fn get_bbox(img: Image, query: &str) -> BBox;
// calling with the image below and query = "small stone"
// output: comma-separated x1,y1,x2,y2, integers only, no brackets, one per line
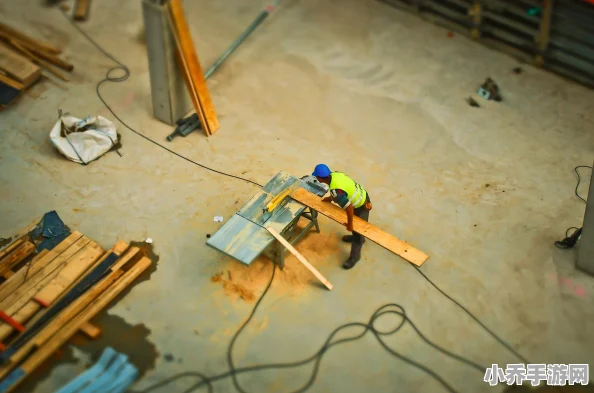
164,353,174,362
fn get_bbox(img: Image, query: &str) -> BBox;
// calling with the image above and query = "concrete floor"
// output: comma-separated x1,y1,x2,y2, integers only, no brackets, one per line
1,0,594,392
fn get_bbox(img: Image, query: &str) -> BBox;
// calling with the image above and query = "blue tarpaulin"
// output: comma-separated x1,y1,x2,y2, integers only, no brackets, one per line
31,211,71,252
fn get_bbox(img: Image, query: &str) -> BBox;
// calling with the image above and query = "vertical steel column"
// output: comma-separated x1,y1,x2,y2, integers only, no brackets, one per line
142,0,191,125
577,162,594,274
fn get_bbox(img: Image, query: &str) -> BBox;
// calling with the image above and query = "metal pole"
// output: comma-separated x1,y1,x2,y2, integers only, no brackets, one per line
577,162,594,274
205,7,273,80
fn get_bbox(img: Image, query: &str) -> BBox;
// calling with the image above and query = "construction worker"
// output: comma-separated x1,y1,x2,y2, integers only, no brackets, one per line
312,164,372,269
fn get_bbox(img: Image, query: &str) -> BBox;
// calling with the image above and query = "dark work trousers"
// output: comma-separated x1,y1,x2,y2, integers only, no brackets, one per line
350,195,371,259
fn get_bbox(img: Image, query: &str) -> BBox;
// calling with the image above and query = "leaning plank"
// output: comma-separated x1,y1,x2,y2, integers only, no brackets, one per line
291,188,429,266
266,226,333,290
0,258,151,393
0,233,81,304
0,42,40,88
0,242,35,278
0,235,88,312
33,242,107,307
168,0,220,136
0,23,61,55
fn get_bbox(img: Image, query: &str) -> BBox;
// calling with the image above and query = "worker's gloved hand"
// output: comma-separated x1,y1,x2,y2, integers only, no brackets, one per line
345,222,354,232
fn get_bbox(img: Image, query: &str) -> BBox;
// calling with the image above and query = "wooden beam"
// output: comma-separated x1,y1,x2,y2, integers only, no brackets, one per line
33,242,105,307
535,0,554,66
0,242,35,278
291,188,429,267
73,0,91,21
266,226,333,290
7,40,69,81
0,258,151,393
168,0,219,136
79,322,101,339
0,239,24,262
0,42,41,88
0,234,87,312
0,233,80,304
0,23,61,55
0,241,104,341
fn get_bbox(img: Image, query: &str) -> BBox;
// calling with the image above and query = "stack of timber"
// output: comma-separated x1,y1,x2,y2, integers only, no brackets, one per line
0,224,151,393
379,0,594,89
0,22,74,108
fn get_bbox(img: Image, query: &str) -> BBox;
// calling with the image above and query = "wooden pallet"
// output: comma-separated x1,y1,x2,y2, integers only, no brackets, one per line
0,220,151,392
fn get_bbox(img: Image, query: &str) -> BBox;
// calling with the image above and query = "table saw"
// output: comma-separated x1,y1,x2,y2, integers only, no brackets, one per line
206,171,328,269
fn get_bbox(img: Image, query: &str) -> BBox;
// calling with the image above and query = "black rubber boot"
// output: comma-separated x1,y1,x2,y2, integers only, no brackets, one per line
342,235,365,244
343,243,362,269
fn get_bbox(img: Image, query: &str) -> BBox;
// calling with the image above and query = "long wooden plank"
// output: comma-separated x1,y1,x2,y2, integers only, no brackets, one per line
0,42,40,88
0,23,61,55
33,242,105,307
291,188,429,266
0,235,88,312
0,233,81,304
266,226,333,290
168,0,220,136
0,242,35,278
0,258,151,393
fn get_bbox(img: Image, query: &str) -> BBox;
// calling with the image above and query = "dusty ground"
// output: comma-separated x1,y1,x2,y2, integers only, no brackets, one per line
0,0,593,392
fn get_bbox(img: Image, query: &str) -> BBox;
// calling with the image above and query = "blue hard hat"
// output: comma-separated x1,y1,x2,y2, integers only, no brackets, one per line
312,164,331,177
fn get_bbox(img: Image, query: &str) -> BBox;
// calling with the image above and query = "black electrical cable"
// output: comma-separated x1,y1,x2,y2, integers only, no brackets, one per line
574,165,592,203
60,10,534,393
138,263,489,393
60,11,264,189
555,165,592,249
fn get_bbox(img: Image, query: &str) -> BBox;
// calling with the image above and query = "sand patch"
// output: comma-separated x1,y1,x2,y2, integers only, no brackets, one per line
211,222,342,302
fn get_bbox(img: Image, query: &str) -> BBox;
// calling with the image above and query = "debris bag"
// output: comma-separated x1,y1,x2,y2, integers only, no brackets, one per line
50,114,119,164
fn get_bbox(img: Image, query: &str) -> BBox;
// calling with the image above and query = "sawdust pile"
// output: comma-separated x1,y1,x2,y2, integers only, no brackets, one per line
211,224,342,302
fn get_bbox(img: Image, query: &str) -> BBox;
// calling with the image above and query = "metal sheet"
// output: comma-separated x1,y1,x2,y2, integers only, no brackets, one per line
206,171,317,265
206,214,273,264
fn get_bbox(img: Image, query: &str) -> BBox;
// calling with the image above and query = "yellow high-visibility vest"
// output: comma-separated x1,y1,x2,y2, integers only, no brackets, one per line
329,172,367,209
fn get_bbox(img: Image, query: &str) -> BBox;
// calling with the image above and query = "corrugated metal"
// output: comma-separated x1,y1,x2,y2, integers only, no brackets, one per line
380,0,594,89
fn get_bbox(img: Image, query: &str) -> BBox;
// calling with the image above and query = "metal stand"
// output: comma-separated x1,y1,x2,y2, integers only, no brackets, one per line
263,208,320,269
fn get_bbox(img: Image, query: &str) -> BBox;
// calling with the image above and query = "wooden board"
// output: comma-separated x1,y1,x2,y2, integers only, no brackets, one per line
33,242,105,307
168,0,219,136
0,42,40,88
291,188,429,266
0,242,35,277
7,40,69,81
0,233,80,304
0,241,103,341
266,227,333,290
74,0,91,21
0,239,23,262
0,23,61,55
0,234,88,312
0,258,151,393
79,322,101,339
